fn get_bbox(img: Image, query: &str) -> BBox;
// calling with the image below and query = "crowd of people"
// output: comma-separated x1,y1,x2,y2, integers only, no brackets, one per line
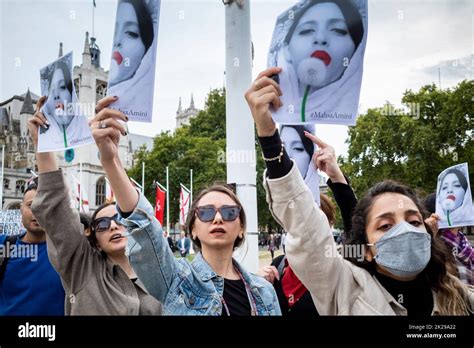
0,68,472,317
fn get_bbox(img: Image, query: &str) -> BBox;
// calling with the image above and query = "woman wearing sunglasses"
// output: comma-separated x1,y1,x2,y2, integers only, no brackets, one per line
27,96,162,315
88,96,281,316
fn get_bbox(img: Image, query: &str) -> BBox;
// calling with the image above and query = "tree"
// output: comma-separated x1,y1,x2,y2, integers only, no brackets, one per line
188,89,227,141
340,80,474,198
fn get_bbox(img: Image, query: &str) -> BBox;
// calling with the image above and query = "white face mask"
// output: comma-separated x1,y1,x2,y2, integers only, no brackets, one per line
367,221,431,279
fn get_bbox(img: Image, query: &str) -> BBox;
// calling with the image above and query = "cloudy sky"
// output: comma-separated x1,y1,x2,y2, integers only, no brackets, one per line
0,0,472,157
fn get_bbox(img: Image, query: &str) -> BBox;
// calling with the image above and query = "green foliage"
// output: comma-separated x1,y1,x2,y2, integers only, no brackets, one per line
340,80,474,199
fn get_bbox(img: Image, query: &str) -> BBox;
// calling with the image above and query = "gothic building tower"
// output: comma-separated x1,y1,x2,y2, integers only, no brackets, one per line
176,94,199,128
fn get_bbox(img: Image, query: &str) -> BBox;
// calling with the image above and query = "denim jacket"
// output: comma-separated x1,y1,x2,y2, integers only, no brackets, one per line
120,193,281,316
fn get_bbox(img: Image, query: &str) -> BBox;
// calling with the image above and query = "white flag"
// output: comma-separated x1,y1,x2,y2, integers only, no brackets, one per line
179,184,191,226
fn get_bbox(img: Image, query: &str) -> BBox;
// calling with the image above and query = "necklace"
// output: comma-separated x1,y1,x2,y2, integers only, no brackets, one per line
221,265,258,316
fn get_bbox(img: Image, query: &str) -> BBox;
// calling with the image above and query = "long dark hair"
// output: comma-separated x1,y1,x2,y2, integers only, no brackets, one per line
122,0,154,53
437,168,468,195
285,0,364,51
345,180,471,315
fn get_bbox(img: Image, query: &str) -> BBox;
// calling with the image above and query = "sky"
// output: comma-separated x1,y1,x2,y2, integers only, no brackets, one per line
0,0,472,158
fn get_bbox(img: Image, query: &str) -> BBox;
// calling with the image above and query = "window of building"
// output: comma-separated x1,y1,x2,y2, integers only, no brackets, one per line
15,180,26,194
96,177,106,206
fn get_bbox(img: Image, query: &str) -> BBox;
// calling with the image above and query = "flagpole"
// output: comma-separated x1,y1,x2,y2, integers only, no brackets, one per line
92,0,95,38
0,145,4,211
190,169,193,206
141,162,145,194
166,166,170,235
79,161,83,213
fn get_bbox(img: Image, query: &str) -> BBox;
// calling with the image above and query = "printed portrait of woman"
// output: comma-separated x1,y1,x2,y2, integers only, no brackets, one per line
268,0,368,125
38,52,93,152
436,164,474,228
280,124,320,205
41,60,74,132
107,0,161,123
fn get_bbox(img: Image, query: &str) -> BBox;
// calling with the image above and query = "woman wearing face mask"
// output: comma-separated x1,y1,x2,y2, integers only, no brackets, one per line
107,0,157,114
437,168,470,227
246,67,473,315
268,0,366,123
39,60,90,151
88,96,281,316
259,133,358,316
27,96,162,315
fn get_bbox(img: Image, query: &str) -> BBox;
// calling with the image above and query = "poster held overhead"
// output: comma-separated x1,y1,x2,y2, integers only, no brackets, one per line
38,51,93,152
267,0,368,125
436,163,474,229
106,0,161,123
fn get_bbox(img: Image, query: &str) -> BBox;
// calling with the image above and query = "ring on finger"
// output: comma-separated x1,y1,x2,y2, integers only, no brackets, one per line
99,120,107,129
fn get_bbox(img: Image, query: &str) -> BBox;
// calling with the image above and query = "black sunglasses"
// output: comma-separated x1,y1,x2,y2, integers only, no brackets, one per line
91,214,123,233
196,205,241,222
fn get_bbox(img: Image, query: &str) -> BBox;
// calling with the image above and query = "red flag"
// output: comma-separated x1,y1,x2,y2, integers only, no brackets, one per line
155,185,166,225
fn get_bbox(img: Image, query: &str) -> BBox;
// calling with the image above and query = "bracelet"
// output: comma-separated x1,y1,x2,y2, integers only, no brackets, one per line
262,144,285,163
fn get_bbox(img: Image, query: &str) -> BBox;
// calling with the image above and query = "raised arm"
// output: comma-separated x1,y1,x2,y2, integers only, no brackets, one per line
28,96,93,292
245,68,358,314
90,97,179,302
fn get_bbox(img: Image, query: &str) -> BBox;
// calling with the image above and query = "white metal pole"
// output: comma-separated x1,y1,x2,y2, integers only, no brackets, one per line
79,161,83,212
190,169,193,205
224,0,259,272
0,145,4,211
166,166,170,234
141,162,145,194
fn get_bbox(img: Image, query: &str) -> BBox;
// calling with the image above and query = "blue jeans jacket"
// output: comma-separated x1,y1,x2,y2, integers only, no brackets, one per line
120,193,281,316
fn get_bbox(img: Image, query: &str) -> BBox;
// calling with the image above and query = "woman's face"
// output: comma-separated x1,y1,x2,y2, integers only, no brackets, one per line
365,193,428,280
439,173,466,212
93,205,128,255
109,2,146,86
45,67,74,127
281,127,311,178
192,191,243,251
287,2,356,89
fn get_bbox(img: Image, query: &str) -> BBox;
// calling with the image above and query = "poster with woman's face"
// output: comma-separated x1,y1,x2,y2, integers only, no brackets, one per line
436,163,474,229
38,51,93,153
279,124,320,206
106,0,161,123
268,0,368,125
